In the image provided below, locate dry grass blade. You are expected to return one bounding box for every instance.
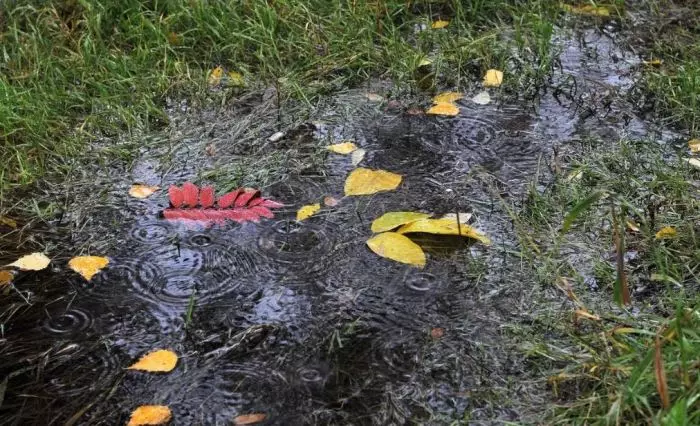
[654,335,670,409]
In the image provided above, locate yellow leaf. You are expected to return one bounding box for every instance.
[344,168,402,196]
[626,221,640,233]
[432,92,463,103]
[686,158,700,170]
[10,253,50,271]
[297,204,321,221]
[234,413,267,425]
[366,232,426,267]
[426,102,459,116]
[127,349,178,373]
[561,3,610,17]
[431,20,449,29]
[418,57,433,67]
[327,141,358,154]
[483,69,504,87]
[128,184,159,199]
[655,226,677,240]
[208,66,224,86]
[643,59,663,66]
[371,212,432,233]
[228,71,245,87]
[0,270,14,287]
[688,139,700,153]
[439,212,473,224]
[0,216,17,228]
[127,405,172,426]
[68,256,109,281]
[351,148,366,166]
[397,218,491,245]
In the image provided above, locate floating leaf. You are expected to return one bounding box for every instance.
[371,212,432,233]
[364,93,384,102]
[128,349,178,373]
[68,256,109,281]
[208,66,224,86]
[471,91,491,105]
[643,59,663,66]
[345,168,402,196]
[297,204,321,221]
[655,226,677,240]
[182,182,199,207]
[366,232,426,267]
[127,405,172,426]
[9,253,50,271]
[129,184,159,199]
[561,3,610,17]
[430,327,445,339]
[351,148,366,166]
[0,216,17,229]
[397,218,491,245]
[685,158,700,170]
[327,142,357,154]
[0,270,13,287]
[199,186,215,208]
[432,92,463,103]
[234,413,267,425]
[689,139,700,153]
[431,20,449,29]
[483,69,504,87]
[228,71,245,87]
[426,102,459,116]
[323,196,339,207]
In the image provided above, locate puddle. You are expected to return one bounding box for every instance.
[0,25,683,424]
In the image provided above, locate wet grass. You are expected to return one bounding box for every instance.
[0,0,559,197]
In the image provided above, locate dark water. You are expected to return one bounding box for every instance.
[0,28,680,425]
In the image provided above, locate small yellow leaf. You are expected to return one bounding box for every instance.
[68,256,109,281]
[297,204,321,221]
[351,148,366,166]
[208,66,224,86]
[344,168,402,196]
[483,69,504,87]
[371,212,432,233]
[0,216,17,229]
[364,93,385,102]
[10,253,50,271]
[561,4,610,17]
[127,405,172,426]
[643,59,663,66]
[686,158,700,170]
[234,413,267,425]
[626,221,640,233]
[431,20,449,29]
[327,142,358,154]
[129,184,159,199]
[128,349,178,373]
[426,102,459,116]
[418,57,433,67]
[0,270,14,287]
[655,226,677,240]
[228,71,245,87]
[432,92,463,103]
[688,139,700,153]
[366,232,426,267]
[397,218,491,245]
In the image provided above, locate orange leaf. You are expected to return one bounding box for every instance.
[68,256,109,281]
[127,405,172,426]
[127,349,178,373]
[0,270,14,287]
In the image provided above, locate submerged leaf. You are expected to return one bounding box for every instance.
[688,139,700,153]
[129,184,159,199]
[426,102,459,116]
[483,69,504,87]
[371,212,432,233]
[351,148,366,166]
[128,349,178,373]
[233,413,267,425]
[297,204,321,221]
[655,226,677,240]
[344,168,402,196]
[68,256,109,281]
[397,218,491,245]
[367,232,426,267]
[327,142,357,154]
[432,92,463,103]
[431,20,449,29]
[323,196,340,207]
[10,253,50,271]
[127,405,172,426]
[561,3,610,17]
[0,270,14,287]
[471,91,491,105]
[685,157,700,170]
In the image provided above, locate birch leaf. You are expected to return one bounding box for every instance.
[431,20,449,29]
[344,168,402,196]
[367,232,426,267]
[10,253,50,271]
[297,204,321,221]
[371,212,432,233]
[426,102,459,116]
[327,142,357,154]
[397,218,491,245]
[127,349,178,373]
[127,405,172,426]
[68,256,109,281]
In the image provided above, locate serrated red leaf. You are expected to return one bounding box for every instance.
[248,206,274,218]
[168,186,184,208]
[182,182,199,207]
[259,199,285,208]
[217,189,242,208]
[235,190,260,207]
[247,196,264,207]
[199,186,215,208]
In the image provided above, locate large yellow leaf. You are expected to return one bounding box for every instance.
[344,168,402,196]
[655,226,677,240]
[431,20,449,29]
[127,405,172,426]
[68,256,109,281]
[689,139,700,153]
[128,349,178,373]
[432,92,463,103]
[371,212,432,233]
[397,218,491,245]
[327,142,357,154]
[297,204,321,221]
[129,184,159,199]
[234,413,267,425]
[426,102,459,116]
[367,232,426,267]
[10,253,50,271]
[483,69,504,87]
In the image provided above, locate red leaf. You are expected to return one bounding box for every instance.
[235,190,260,207]
[182,182,199,207]
[217,189,242,208]
[168,186,184,208]
[248,206,274,219]
[259,199,285,208]
[247,196,264,207]
[199,186,215,208]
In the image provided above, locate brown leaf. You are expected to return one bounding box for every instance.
[0,270,14,287]
[234,413,267,425]
[430,327,445,339]
[323,196,339,207]
[655,336,670,409]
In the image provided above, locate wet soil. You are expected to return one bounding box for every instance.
[0,25,684,425]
